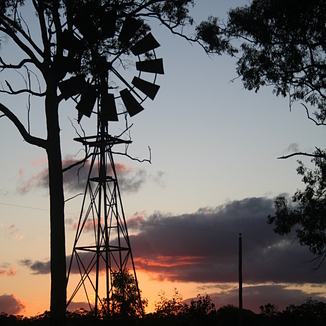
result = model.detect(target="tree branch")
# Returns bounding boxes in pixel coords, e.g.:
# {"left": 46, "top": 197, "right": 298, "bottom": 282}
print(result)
{"left": 0, "top": 103, "right": 47, "bottom": 148}
{"left": 0, "top": 16, "right": 43, "bottom": 65}
{"left": 62, "top": 153, "right": 93, "bottom": 173}
{"left": 301, "top": 103, "right": 326, "bottom": 126}
{"left": 278, "top": 151, "right": 326, "bottom": 160}
{"left": 0, "top": 57, "right": 34, "bottom": 70}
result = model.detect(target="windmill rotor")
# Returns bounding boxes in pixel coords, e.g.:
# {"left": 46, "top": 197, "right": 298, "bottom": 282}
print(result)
{"left": 58, "top": 11, "right": 164, "bottom": 123}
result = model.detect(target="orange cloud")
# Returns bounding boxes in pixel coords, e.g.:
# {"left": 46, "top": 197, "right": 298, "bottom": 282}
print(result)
{"left": 135, "top": 255, "right": 202, "bottom": 268}
{"left": 0, "top": 267, "right": 17, "bottom": 277}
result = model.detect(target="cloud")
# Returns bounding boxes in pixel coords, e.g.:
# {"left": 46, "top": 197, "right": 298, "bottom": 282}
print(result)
{"left": 16, "top": 158, "right": 157, "bottom": 195}
{"left": 128, "top": 197, "right": 326, "bottom": 285}
{"left": 20, "top": 259, "right": 50, "bottom": 274}
{"left": 0, "top": 294, "right": 25, "bottom": 314}
{"left": 34, "top": 197, "right": 325, "bottom": 286}
{"left": 0, "top": 267, "right": 16, "bottom": 277}
{"left": 20, "top": 197, "right": 326, "bottom": 312}
{"left": 283, "top": 143, "right": 299, "bottom": 154}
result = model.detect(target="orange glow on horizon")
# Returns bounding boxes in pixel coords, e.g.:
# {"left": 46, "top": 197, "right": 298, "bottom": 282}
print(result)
{"left": 135, "top": 255, "right": 202, "bottom": 269}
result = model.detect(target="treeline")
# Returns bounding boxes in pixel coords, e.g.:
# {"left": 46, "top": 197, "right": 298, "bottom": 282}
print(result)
{"left": 1, "top": 296, "right": 326, "bottom": 326}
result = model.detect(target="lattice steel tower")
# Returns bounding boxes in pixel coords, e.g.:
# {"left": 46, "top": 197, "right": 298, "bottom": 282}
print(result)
{"left": 64, "top": 12, "right": 164, "bottom": 317}
{"left": 66, "top": 119, "right": 141, "bottom": 316}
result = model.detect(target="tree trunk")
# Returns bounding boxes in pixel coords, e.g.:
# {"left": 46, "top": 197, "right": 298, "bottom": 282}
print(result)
{"left": 45, "top": 83, "right": 66, "bottom": 325}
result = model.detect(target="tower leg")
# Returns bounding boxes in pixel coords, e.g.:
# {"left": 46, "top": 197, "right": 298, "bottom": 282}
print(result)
{"left": 66, "top": 138, "right": 143, "bottom": 317}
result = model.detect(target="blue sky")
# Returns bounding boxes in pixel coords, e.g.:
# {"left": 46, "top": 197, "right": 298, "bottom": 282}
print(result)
{"left": 1, "top": 0, "right": 326, "bottom": 316}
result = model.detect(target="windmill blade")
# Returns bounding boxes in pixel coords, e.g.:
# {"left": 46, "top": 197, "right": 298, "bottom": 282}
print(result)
{"left": 101, "top": 93, "right": 118, "bottom": 121}
{"left": 131, "top": 33, "right": 160, "bottom": 55}
{"left": 131, "top": 77, "right": 160, "bottom": 100}
{"left": 118, "top": 17, "right": 143, "bottom": 43}
{"left": 120, "top": 89, "right": 144, "bottom": 117}
{"left": 136, "top": 58, "right": 164, "bottom": 74}
{"left": 59, "top": 75, "right": 87, "bottom": 100}
{"left": 76, "top": 86, "right": 97, "bottom": 122}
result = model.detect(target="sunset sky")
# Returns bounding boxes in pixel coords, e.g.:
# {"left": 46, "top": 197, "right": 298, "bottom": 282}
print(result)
{"left": 1, "top": 0, "right": 326, "bottom": 317}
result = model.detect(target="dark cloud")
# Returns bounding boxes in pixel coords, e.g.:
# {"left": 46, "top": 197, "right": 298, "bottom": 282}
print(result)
{"left": 22, "top": 197, "right": 326, "bottom": 285}
{"left": 20, "top": 258, "right": 50, "bottom": 274}
{"left": 21, "top": 197, "right": 326, "bottom": 311}
{"left": 0, "top": 294, "right": 25, "bottom": 314}
{"left": 128, "top": 197, "right": 326, "bottom": 284}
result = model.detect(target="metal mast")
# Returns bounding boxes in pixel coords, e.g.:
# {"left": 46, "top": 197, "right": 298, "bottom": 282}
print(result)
{"left": 62, "top": 12, "right": 164, "bottom": 318}
{"left": 66, "top": 108, "right": 143, "bottom": 317}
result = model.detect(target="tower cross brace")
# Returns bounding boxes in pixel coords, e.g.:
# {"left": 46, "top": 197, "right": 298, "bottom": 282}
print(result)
{"left": 66, "top": 127, "right": 143, "bottom": 317}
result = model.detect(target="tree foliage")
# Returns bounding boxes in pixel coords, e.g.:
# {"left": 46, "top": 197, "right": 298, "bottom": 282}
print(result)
{"left": 109, "top": 269, "right": 147, "bottom": 317}
{"left": 0, "top": 1, "right": 212, "bottom": 324}
{"left": 154, "top": 288, "right": 185, "bottom": 317}
{"left": 268, "top": 149, "right": 326, "bottom": 266}
{"left": 226, "top": 0, "right": 326, "bottom": 120}
{"left": 196, "top": 0, "right": 326, "bottom": 265}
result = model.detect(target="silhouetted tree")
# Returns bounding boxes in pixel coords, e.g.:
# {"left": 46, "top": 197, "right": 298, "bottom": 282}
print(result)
{"left": 282, "top": 298, "right": 326, "bottom": 326}
{"left": 196, "top": 0, "right": 326, "bottom": 266}
{"left": 185, "top": 294, "right": 216, "bottom": 325}
{"left": 0, "top": 1, "right": 216, "bottom": 324}
{"left": 267, "top": 153, "right": 326, "bottom": 268}
{"left": 109, "top": 269, "right": 147, "bottom": 317}
{"left": 260, "top": 303, "right": 279, "bottom": 318}
{"left": 154, "top": 288, "right": 185, "bottom": 317}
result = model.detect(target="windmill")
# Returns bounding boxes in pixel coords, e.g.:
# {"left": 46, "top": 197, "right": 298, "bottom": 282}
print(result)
{"left": 63, "top": 6, "right": 164, "bottom": 317}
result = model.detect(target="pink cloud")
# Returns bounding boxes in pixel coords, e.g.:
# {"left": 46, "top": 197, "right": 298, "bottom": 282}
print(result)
{"left": 114, "top": 162, "right": 132, "bottom": 174}
{"left": 126, "top": 214, "right": 145, "bottom": 230}
{"left": 17, "top": 158, "right": 136, "bottom": 194}
{"left": 72, "top": 218, "right": 104, "bottom": 232}
{"left": 0, "top": 267, "right": 17, "bottom": 277}
{"left": 6, "top": 267, "right": 17, "bottom": 276}
{"left": 31, "top": 158, "right": 47, "bottom": 168}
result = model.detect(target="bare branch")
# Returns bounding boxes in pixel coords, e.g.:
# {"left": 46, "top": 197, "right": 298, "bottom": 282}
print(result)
{"left": 64, "top": 193, "right": 84, "bottom": 203}
{"left": 62, "top": 153, "right": 93, "bottom": 173}
{"left": 278, "top": 150, "right": 326, "bottom": 160}
{"left": 0, "top": 17, "right": 43, "bottom": 66}
{"left": 0, "top": 57, "right": 34, "bottom": 70}
{"left": 301, "top": 103, "right": 326, "bottom": 126}
{"left": 112, "top": 146, "right": 152, "bottom": 164}
{"left": 0, "top": 103, "right": 47, "bottom": 148}
{"left": 0, "top": 87, "right": 46, "bottom": 97}
{"left": 310, "top": 252, "right": 326, "bottom": 272}
{"left": 62, "top": 117, "right": 91, "bottom": 174}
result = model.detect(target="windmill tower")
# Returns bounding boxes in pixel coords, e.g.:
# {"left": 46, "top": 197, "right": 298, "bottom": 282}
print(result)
{"left": 62, "top": 8, "right": 164, "bottom": 317}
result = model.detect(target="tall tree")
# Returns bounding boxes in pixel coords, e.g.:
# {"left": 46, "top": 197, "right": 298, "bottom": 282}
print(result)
{"left": 0, "top": 1, "right": 213, "bottom": 324}
{"left": 196, "top": 0, "right": 326, "bottom": 265}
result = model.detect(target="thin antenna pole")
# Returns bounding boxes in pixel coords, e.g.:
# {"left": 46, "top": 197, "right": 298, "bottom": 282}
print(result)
{"left": 239, "top": 233, "right": 243, "bottom": 326}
